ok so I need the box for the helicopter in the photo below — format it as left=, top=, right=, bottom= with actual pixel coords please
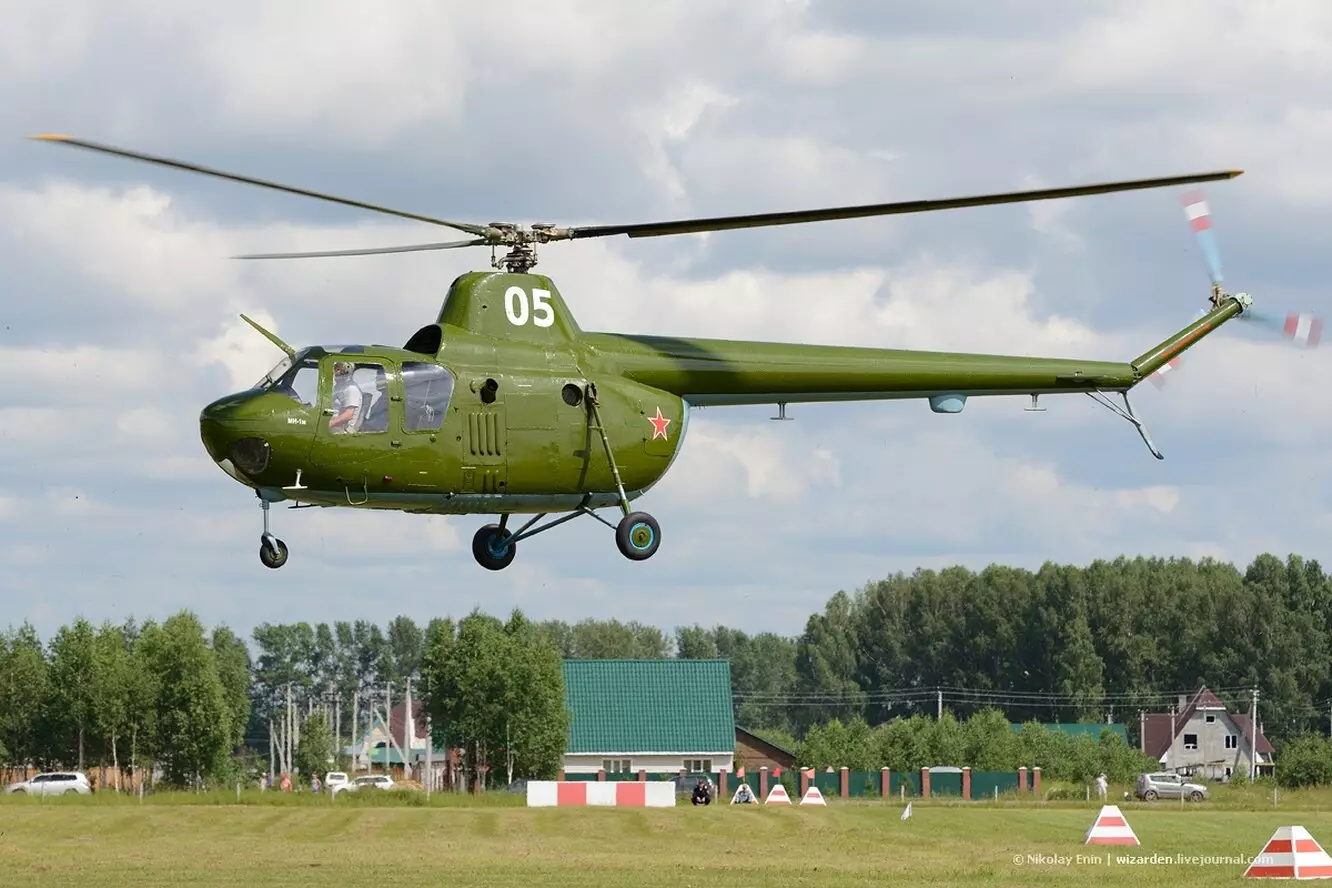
left=28, top=135, right=1321, bottom=571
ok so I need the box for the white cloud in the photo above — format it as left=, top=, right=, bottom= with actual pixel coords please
left=2, top=0, right=1331, bottom=643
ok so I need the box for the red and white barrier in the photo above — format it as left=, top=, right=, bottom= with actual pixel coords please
left=526, top=780, right=675, bottom=807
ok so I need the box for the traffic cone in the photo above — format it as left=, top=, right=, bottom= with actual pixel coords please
left=799, top=786, right=826, bottom=806
left=1245, top=826, right=1332, bottom=879
left=1084, top=805, right=1139, bottom=845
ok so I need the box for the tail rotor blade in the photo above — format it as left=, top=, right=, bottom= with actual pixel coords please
left=1150, top=356, right=1183, bottom=389
left=1180, top=189, right=1224, bottom=287
left=1242, top=308, right=1324, bottom=347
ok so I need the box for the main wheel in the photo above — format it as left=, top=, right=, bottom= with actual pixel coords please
left=615, top=512, right=661, bottom=561
left=260, top=538, right=289, bottom=569
left=472, top=524, right=517, bottom=570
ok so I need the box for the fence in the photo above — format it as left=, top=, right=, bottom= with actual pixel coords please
left=557, top=765, right=1041, bottom=801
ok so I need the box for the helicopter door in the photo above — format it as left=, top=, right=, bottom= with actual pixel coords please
left=309, top=356, right=395, bottom=470
left=395, top=361, right=460, bottom=491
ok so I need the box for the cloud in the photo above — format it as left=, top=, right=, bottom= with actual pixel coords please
left=2, top=0, right=1331, bottom=644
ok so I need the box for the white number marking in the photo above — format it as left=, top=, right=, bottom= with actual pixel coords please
left=504, top=285, right=529, bottom=326
left=504, top=286, right=556, bottom=328
left=531, top=288, right=554, bottom=328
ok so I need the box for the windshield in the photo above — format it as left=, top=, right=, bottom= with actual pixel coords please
left=252, top=348, right=311, bottom=390
left=260, top=350, right=319, bottom=407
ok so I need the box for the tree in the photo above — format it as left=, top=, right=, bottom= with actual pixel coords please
left=142, top=612, right=234, bottom=787
left=0, top=624, right=50, bottom=769
left=210, top=626, right=253, bottom=752
left=47, top=617, right=98, bottom=769
left=295, top=714, right=336, bottom=779
left=91, top=622, right=133, bottom=789
left=422, top=608, right=569, bottom=788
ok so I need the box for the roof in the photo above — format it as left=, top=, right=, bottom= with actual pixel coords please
left=736, top=726, right=796, bottom=757
left=1141, top=686, right=1274, bottom=759
left=1011, top=722, right=1129, bottom=741
left=562, top=659, right=735, bottom=754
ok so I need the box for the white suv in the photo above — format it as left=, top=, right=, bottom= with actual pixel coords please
left=349, top=774, right=394, bottom=792
left=6, top=772, right=92, bottom=796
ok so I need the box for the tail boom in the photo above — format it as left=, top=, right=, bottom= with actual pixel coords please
left=1131, top=294, right=1247, bottom=383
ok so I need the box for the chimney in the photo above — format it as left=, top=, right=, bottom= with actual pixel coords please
left=1178, top=694, right=1187, bottom=710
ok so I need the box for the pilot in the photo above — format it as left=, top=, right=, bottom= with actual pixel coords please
left=329, top=361, right=363, bottom=433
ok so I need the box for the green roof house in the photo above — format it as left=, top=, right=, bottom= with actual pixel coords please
left=561, top=659, right=736, bottom=776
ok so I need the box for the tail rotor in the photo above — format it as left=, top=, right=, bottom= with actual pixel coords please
left=1150, top=189, right=1321, bottom=388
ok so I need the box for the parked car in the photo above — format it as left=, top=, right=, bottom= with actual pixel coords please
left=348, top=774, right=395, bottom=792
left=324, top=771, right=349, bottom=792
left=5, top=772, right=93, bottom=796
left=1134, top=772, right=1208, bottom=801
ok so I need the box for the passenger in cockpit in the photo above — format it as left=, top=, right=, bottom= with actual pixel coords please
left=329, top=361, right=362, bottom=433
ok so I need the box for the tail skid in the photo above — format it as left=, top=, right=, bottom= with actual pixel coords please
left=1095, top=293, right=1248, bottom=461
left=1086, top=389, right=1165, bottom=460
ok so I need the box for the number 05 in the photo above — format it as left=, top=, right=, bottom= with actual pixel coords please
left=505, top=286, right=555, bottom=328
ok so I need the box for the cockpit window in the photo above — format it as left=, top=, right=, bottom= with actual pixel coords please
left=253, top=348, right=311, bottom=390
left=266, top=356, right=320, bottom=407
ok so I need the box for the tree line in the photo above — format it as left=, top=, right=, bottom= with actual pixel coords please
left=4, top=551, right=1332, bottom=789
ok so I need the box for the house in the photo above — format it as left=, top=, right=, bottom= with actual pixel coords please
left=1140, top=686, right=1274, bottom=781
left=735, top=727, right=795, bottom=773
left=346, top=699, right=451, bottom=783
left=561, top=659, right=736, bottom=775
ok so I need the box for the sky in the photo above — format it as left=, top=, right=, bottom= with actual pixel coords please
left=3, top=0, right=1332, bottom=644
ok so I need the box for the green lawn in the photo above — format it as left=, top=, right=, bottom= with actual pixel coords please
left=0, top=790, right=1325, bottom=886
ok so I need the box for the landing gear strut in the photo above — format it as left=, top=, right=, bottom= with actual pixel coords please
left=259, top=497, right=289, bottom=569
left=468, top=382, right=662, bottom=570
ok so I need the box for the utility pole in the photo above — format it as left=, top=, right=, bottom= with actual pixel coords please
left=1251, top=687, right=1259, bottom=781
left=937, top=689, right=942, bottom=719
left=1169, top=704, right=1176, bottom=772
left=352, top=681, right=360, bottom=772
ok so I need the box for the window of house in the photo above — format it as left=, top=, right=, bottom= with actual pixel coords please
left=1205, top=714, right=1216, bottom=723
left=683, top=759, right=713, bottom=773
left=602, top=759, right=631, bottom=773
left=1225, top=735, right=1237, bottom=749
left=1183, top=734, right=1198, bottom=750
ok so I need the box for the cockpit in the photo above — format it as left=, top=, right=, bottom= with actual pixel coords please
left=252, top=347, right=455, bottom=436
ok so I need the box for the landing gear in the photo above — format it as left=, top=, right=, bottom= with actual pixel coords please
left=259, top=497, right=289, bottom=569
left=466, top=382, right=663, bottom=570
left=472, top=522, right=516, bottom=571
left=615, top=511, right=660, bottom=560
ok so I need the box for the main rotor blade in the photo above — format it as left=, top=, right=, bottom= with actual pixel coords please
left=28, top=134, right=491, bottom=237
left=234, top=237, right=489, bottom=260
left=566, top=170, right=1244, bottom=240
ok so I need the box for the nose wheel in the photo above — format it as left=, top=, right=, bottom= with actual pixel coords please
left=260, top=536, right=289, bottom=569
left=258, top=498, right=289, bottom=569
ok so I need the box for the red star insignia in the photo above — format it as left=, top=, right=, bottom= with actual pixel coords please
left=647, top=406, right=670, bottom=440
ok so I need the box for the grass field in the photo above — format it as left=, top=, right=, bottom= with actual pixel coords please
left=1, top=786, right=1327, bottom=886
